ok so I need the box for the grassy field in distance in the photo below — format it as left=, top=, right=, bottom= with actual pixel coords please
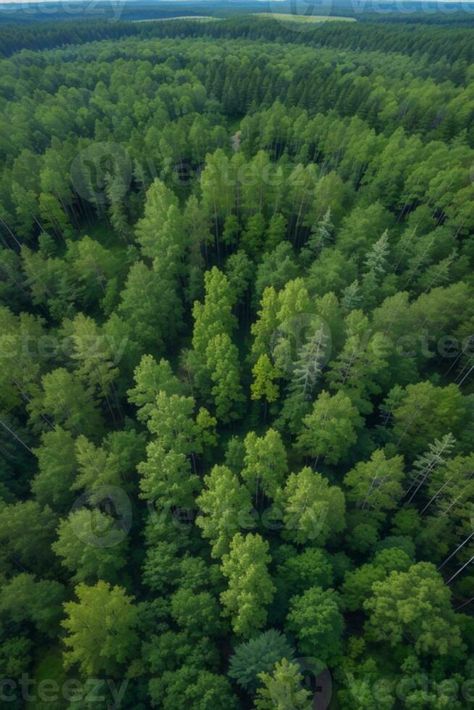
left=133, top=16, right=221, bottom=23
left=255, top=12, right=357, bottom=22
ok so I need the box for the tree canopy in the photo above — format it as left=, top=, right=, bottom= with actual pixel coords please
left=0, top=10, right=473, bottom=708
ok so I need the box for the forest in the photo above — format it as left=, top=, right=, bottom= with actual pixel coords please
left=0, top=9, right=473, bottom=709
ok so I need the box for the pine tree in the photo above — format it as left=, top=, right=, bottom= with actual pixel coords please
left=342, top=280, right=362, bottom=312
left=364, top=230, right=390, bottom=276
left=406, top=433, right=456, bottom=504
left=290, top=324, right=330, bottom=398
left=301, top=207, right=334, bottom=263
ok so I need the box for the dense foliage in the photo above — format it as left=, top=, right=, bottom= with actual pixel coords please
left=0, top=12, right=473, bottom=709
left=1, top=12, right=473, bottom=62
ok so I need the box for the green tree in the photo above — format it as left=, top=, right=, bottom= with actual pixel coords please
left=241, top=429, right=288, bottom=501
left=272, top=282, right=313, bottom=375
left=276, top=468, right=345, bottom=545
left=28, top=368, right=103, bottom=439
left=306, top=246, right=357, bottom=297
left=286, top=586, right=343, bottom=661
left=286, top=164, right=318, bottom=242
left=364, top=562, right=464, bottom=656
left=241, top=213, right=266, bottom=257
left=327, top=311, right=392, bottom=413
left=200, top=149, right=236, bottom=246
left=276, top=278, right=310, bottom=327
left=205, top=333, right=244, bottom=422
left=38, top=191, right=72, bottom=238
left=0, top=573, right=65, bottom=637
left=342, top=280, right=362, bottom=312
left=290, top=320, right=331, bottom=399
left=119, top=259, right=182, bottom=354
left=66, top=313, right=119, bottom=401
left=170, top=587, right=221, bottom=637
left=196, top=465, right=253, bottom=558
left=225, top=249, right=254, bottom=304
left=150, top=667, right=238, bottom=710
left=190, top=267, right=237, bottom=394
left=337, top=202, right=392, bottom=261
left=341, top=548, right=412, bottom=611
left=138, top=393, right=201, bottom=507
left=192, top=267, right=237, bottom=353
left=0, top=501, right=56, bottom=574
left=251, top=354, right=281, bottom=405
left=254, top=243, right=299, bottom=305
left=251, top=286, right=280, bottom=362
left=276, top=547, right=334, bottom=599
left=296, top=390, right=363, bottom=464
left=52, top=508, right=128, bottom=583
left=0, top=307, right=45, bottom=412
left=62, top=581, right=139, bottom=676
left=265, top=213, right=287, bottom=251
left=222, top=213, right=240, bottom=248
left=127, top=355, right=185, bottom=423
left=74, top=429, right=144, bottom=496
left=229, top=630, right=294, bottom=692
left=363, top=229, right=390, bottom=277
left=424, top=453, right=474, bottom=534
left=134, top=179, right=179, bottom=259
left=241, top=150, right=276, bottom=218
left=67, top=236, right=123, bottom=313
left=406, top=433, right=456, bottom=505
left=255, top=658, right=313, bottom=710
left=301, top=207, right=334, bottom=263
left=389, top=382, right=469, bottom=457
left=32, top=427, right=76, bottom=511
left=221, top=533, right=275, bottom=637
left=344, top=450, right=405, bottom=518
left=182, top=195, right=213, bottom=303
